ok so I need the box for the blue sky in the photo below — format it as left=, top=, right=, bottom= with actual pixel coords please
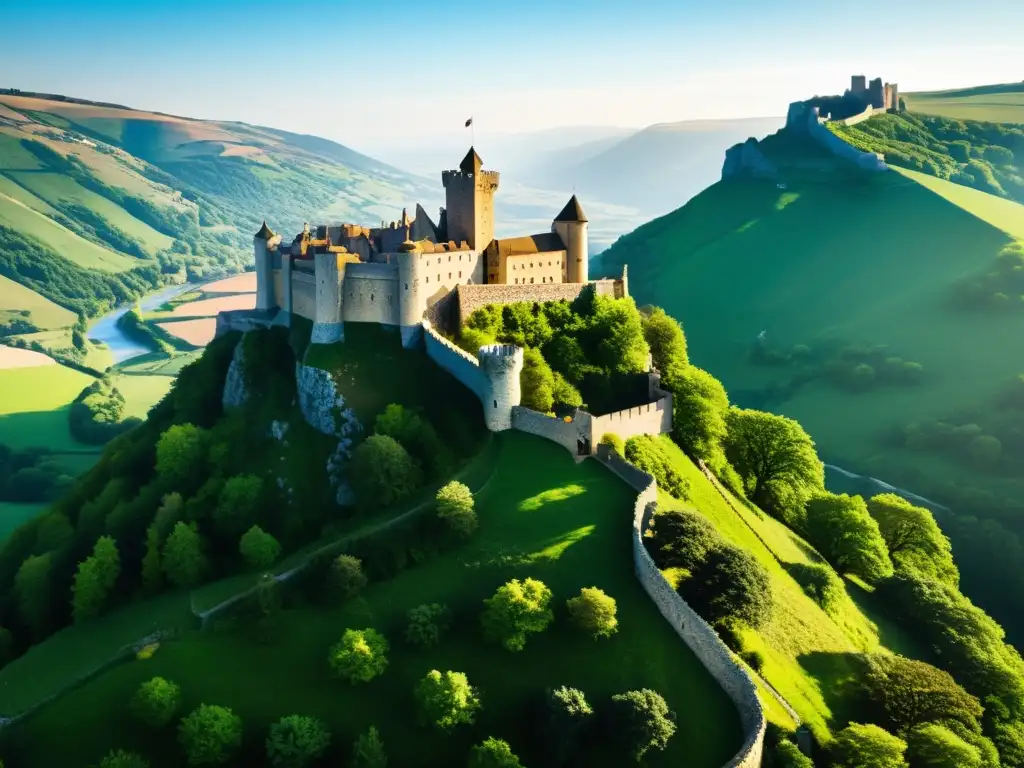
left=1, top=0, right=1021, bottom=154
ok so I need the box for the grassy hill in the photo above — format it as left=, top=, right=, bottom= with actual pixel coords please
left=905, top=83, right=1024, bottom=124
left=599, top=131, right=1024, bottom=639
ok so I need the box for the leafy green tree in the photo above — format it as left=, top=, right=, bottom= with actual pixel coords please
left=415, top=669, right=480, bottom=730
left=546, top=686, right=593, bottom=764
left=907, top=723, right=981, bottom=768
left=724, top=407, right=824, bottom=517
left=830, top=723, right=908, bottom=768
left=642, top=307, right=688, bottom=376
left=351, top=726, right=388, bottom=768
left=551, top=371, right=583, bottom=408
left=646, top=508, right=721, bottom=571
left=98, top=750, right=150, bottom=768
left=406, top=603, right=451, bottom=647
left=373, top=403, right=448, bottom=478
left=481, top=577, right=554, bottom=652
left=140, top=523, right=164, bottom=595
left=520, top=347, right=555, bottom=413
left=591, top=295, right=650, bottom=374
left=178, top=704, right=243, bottom=766
left=436, top=481, right=477, bottom=539
left=130, top=676, right=181, bottom=727
left=458, top=326, right=497, bottom=356
left=664, top=365, right=729, bottom=464
left=162, top=522, right=209, bottom=588
left=683, top=545, right=773, bottom=628
left=15, top=552, right=53, bottom=638
left=624, top=435, right=689, bottom=499
left=566, top=587, right=618, bottom=639
left=804, top=493, right=894, bottom=582
left=239, top=525, right=281, bottom=569
left=598, top=432, right=625, bottom=457
left=773, top=740, right=813, bottom=768
left=468, top=737, right=524, bottom=768
left=328, top=628, right=389, bottom=683
left=329, top=554, right=368, bottom=600
left=266, top=714, right=331, bottom=768
left=155, top=423, right=207, bottom=488
left=213, top=474, right=263, bottom=536
left=71, top=535, right=121, bottom=622
left=349, top=435, right=422, bottom=508
left=867, top=494, right=958, bottom=584
left=786, top=562, right=846, bottom=616
left=608, top=689, right=677, bottom=762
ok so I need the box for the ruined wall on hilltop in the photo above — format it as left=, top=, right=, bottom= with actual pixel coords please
left=722, top=138, right=779, bottom=180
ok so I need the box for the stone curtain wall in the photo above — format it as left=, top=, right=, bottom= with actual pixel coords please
left=456, top=282, right=593, bottom=326
left=804, top=106, right=887, bottom=172
left=510, top=407, right=593, bottom=456
left=840, top=104, right=886, bottom=127
left=291, top=271, right=318, bottom=320
left=595, top=444, right=767, bottom=768
left=590, top=390, right=673, bottom=446
left=421, top=320, right=487, bottom=402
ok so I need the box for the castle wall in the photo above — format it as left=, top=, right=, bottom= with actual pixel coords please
left=456, top=282, right=620, bottom=326
left=291, top=271, right=317, bottom=321
left=798, top=104, right=888, bottom=172
left=510, top=407, right=593, bottom=456
left=272, top=269, right=284, bottom=308
left=590, top=389, right=673, bottom=446
left=839, top=103, right=885, bottom=126
left=342, top=263, right=400, bottom=326
left=421, top=320, right=487, bottom=403
left=722, top=138, right=779, bottom=181
left=506, top=250, right=566, bottom=285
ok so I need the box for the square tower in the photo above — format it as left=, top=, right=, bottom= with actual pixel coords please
left=442, top=147, right=500, bottom=251
left=851, top=75, right=867, bottom=94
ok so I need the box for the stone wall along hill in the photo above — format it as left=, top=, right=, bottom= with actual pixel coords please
left=421, top=320, right=486, bottom=400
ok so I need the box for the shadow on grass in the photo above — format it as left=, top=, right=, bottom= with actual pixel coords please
left=797, top=650, right=869, bottom=730
left=843, top=577, right=933, bottom=661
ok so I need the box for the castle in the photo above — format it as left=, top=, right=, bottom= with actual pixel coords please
left=848, top=75, right=899, bottom=113
left=252, top=147, right=626, bottom=349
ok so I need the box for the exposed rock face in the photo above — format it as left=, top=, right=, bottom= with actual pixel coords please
left=295, top=362, right=362, bottom=505
left=722, top=138, right=778, bottom=181
left=222, top=339, right=250, bottom=410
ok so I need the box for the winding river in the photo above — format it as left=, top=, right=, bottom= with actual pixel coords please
left=86, top=282, right=200, bottom=364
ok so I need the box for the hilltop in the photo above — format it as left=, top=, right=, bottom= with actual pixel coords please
left=905, top=82, right=1024, bottom=124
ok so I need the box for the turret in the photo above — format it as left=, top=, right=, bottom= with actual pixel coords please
left=396, top=240, right=423, bottom=348
left=441, top=147, right=500, bottom=250
left=254, top=220, right=278, bottom=311
left=311, top=251, right=344, bottom=344
left=478, top=344, right=524, bottom=431
left=552, top=195, right=589, bottom=284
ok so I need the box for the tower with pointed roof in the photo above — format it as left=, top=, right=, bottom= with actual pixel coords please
left=441, top=147, right=500, bottom=253
left=253, top=220, right=280, bottom=311
left=552, top=194, right=589, bottom=284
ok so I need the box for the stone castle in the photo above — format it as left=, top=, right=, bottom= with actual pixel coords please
left=252, top=147, right=626, bottom=349
left=848, top=75, right=899, bottom=114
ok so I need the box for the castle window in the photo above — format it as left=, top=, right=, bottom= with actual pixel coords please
left=370, top=294, right=374, bottom=302
left=459, top=271, right=462, bottom=279
left=493, top=400, right=497, bottom=409
left=530, top=277, right=535, bottom=284
left=448, top=255, right=451, bottom=262
left=426, top=276, right=429, bottom=283
left=405, top=283, right=408, bottom=290
left=448, top=273, right=451, bottom=280
left=459, top=254, right=463, bottom=261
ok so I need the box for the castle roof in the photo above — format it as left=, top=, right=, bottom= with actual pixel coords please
left=486, top=232, right=565, bottom=259
left=410, top=204, right=439, bottom=242
left=554, top=195, right=588, bottom=223
left=254, top=220, right=275, bottom=240
left=460, top=146, right=483, bottom=174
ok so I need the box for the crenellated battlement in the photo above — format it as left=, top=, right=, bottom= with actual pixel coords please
left=441, top=169, right=501, bottom=189
left=478, top=344, right=523, bottom=373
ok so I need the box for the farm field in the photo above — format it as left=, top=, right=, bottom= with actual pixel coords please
left=0, top=345, right=57, bottom=369
left=201, top=272, right=257, bottom=294
left=905, top=83, right=1024, bottom=124
left=0, top=362, right=96, bottom=451
left=111, top=373, right=175, bottom=419
left=7, top=432, right=743, bottom=768
left=0, top=275, right=76, bottom=330
left=169, top=292, right=255, bottom=317
left=155, top=318, right=217, bottom=346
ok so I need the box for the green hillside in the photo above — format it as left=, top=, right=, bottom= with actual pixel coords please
left=906, top=83, right=1024, bottom=124
left=599, top=138, right=1024, bottom=639
left=0, top=274, right=75, bottom=330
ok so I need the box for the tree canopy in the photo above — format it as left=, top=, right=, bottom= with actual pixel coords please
left=867, top=493, right=958, bottom=584
left=481, top=577, right=554, bottom=652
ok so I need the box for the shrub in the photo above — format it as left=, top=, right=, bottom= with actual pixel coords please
left=266, top=715, right=331, bottom=768
left=773, top=740, right=813, bottom=768
left=714, top=617, right=746, bottom=653
left=406, top=603, right=451, bottom=647
left=329, top=554, right=368, bottom=600
left=468, top=737, right=524, bottom=768
left=71, top=535, right=121, bottom=622
left=906, top=723, right=982, bottom=768
left=740, top=649, right=766, bottom=674
left=786, top=562, right=845, bottom=616
left=351, top=726, right=387, bottom=768
left=481, top=577, right=554, bottom=652
left=683, top=545, right=773, bottom=628
left=646, top=508, right=721, bottom=572
left=178, top=704, right=243, bottom=766
left=239, top=525, right=281, bottom=569
left=162, top=522, right=209, bottom=589
left=608, top=689, right=677, bottom=762
left=599, top=432, right=625, bottom=457
left=803, top=492, right=893, bottom=583
left=130, top=676, right=181, bottom=727
left=98, top=750, right=150, bottom=768
left=436, top=481, right=477, bottom=539
left=830, top=723, right=908, bottom=768
left=415, top=669, right=480, bottom=730
left=546, top=686, right=593, bottom=763
left=328, top=628, right=389, bottom=684
left=349, top=434, right=422, bottom=509
left=566, top=587, right=618, bottom=639
left=624, top=436, right=689, bottom=500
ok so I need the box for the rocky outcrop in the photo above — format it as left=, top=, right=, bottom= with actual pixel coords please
left=722, top=138, right=778, bottom=180
left=221, top=339, right=249, bottom=410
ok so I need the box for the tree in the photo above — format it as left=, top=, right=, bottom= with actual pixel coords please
left=351, top=726, right=388, bottom=768
left=551, top=371, right=583, bottom=409
left=724, top=407, right=824, bottom=517
left=329, top=554, right=368, bottom=600
left=328, top=628, right=389, bottom=683
left=481, top=577, right=554, bottom=652
left=907, top=723, right=982, bottom=768
left=213, top=474, right=263, bottom=536
left=98, top=750, right=150, bottom=768
left=162, top=522, right=208, bottom=588
left=130, top=676, right=181, bottom=727
left=773, top=739, right=813, bottom=768
left=15, top=552, right=53, bottom=639
left=786, top=562, right=846, bottom=616
left=642, top=307, right=688, bottom=376
left=804, top=493, right=894, bottom=582
left=71, top=535, right=121, bottom=622
left=436, top=481, right=477, bottom=539
left=373, top=403, right=448, bottom=478
left=140, top=523, right=163, bottom=595
left=178, top=704, right=243, bottom=766
left=155, top=423, right=207, bottom=488
left=546, top=686, right=593, bottom=764
left=591, top=295, right=650, bottom=374
left=867, top=494, right=958, bottom=584
left=599, top=432, right=625, bottom=457
left=664, top=365, right=729, bottom=464
left=468, top=737, right=524, bottom=768
left=239, top=525, right=281, bottom=569
left=830, top=723, right=908, bottom=768
left=566, top=587, right=618, bottom=639
left=608, top=689, right=677, bottom=762
left=349, top=435, right=421, bottom=508
left=415, top=669, right=480, bottom=730
left=266, top=714, right=331, bottom=768
left=520, top=347, right=555, bottom=413
left=406, top=603, right=451, bottom=647
left=683, top=545, right=773, bottom=628
left=646, top=507, right=721, bottom=571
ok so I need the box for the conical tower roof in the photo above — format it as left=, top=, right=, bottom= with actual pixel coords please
left=554, top=194, right=588, bottom=223
left=460, top=146, right=483, bottom=174
left=254, top=220, right=275, bottom=240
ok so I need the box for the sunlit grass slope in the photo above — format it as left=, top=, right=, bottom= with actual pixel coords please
left=0, top=274, right=76, bottom=329
left=905, top=83, right=1024, bottom=124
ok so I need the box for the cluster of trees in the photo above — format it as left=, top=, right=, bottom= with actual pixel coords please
left=69, top=377, right=142, bottom=445
left=623, top=435, right=689, bottom=500
left=116, top=309, right=178, bottom=355
left=0, top=444, right=73, bottom=504
left=52, top=201, right=148, bottom=260
left=952, top=241, right=1024, bottom=312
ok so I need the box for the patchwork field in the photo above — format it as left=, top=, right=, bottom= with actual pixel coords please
left=0, top=363, right=96, bottom=451
left=6, top=433, right=743, bottom=768
left=0, top=346, right=56, bottom=369
left=0, top=274, right=76, bottom=330
left=111, top=373, right=175, bottom=419
left=905, top=83, right=1024, bottom=124
left=169, top=292, right=255, bottom=317
left=200, top=271, right=257, bottom=294
left=155, top=318, right=217, bottom=346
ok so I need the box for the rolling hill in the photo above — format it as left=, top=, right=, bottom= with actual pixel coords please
left=905, top=82, right=1024, bottom=124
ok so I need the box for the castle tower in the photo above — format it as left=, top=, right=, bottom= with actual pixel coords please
left=396, top=240, right=423, bottom=348
left=254, top=221, right=277, bottom=311
left=887, top=82, right=900, bottom=112
left=552, top=195, right=589, bottom=284
left=478, top=344, right=524, bottom=431
left=311, top=251, right=344, bottom=344
left=851, top=75, right=867, bottom=94
left=441, top=147, right=500, bottom=250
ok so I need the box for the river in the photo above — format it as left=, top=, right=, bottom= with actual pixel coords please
left=86, top=282, right=200, bottom=364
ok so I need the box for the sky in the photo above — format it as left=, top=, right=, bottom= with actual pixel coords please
left=1, top=0, right=1021, bottom=157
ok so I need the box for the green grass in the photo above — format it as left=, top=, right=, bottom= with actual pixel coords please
left=115, top=350, right=204, bottom=376
left=651, top=436, right=923, bottom=743
left=0, top=364, right=97, bottom=451
left=111, top=373, right=175, bottom=419
left=0, top=172, right=57, bottom=215
left=9, top=433, right=742, bottom=768
left=0, top=274, right=76, bottom=330
left=906, top=83, right=1024, bottom=124
left=0, top=501, right=47, bottom=542
left=894, top=166, right=1024, bottom=239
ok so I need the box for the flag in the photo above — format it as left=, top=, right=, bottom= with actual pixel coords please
left=465, top=117, right=473, bottom=128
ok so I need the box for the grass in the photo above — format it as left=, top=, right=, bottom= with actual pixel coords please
left=905, top=83, right=1024, bottom=124
left=8, top=433, right=743, bottom=768
left=0, top=363, right=97, bottom=451
left=111, top=373, right=175, bottom=419
left=651, top=436, right=923, bottom=743
left=0, top=274, right=76, bottom=330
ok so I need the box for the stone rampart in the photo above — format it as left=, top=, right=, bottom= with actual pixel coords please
left=591, top=390, right=672, bottom=446
left=291, top=271, right=318, bottom=320
left=803, top=105, right=887, bottom=172
left=840, top=104, right=885, bottom=127
left=510, top=407, right=593, bottom=456
left=456, top=279, right=625, bottom=326
left=214, top=309, right=275, bottom=338
left=594, top=445, right=767, bottom=768
left=722, top=138, right=779, bottom=181
left=421, top=320, right=486, bottom=401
